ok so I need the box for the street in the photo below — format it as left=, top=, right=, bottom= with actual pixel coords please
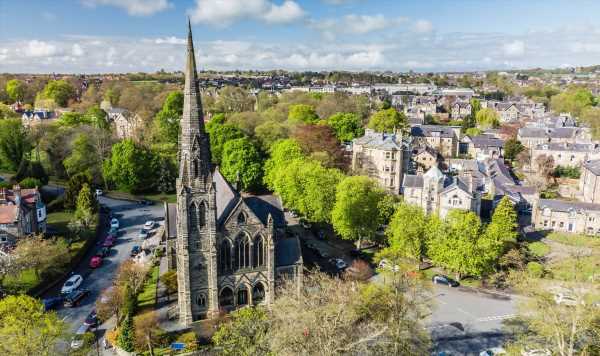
left=44, top=197, right=164, bottom=333
left=429, top=284, right=517, bottom=355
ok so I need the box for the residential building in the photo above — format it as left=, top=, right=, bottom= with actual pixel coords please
left=451, top=101, right=471, bottom=119
left=517, top=127, right=592, bottom=149
left=579, top=159, right=600, bottom=203
left=402, top=166, right=481, bottom=218
left=0, top=186, right=47, bottom=248
left=174, top=24, right=302, bottom=326
left=410, top=125, right=460, bottom=158
left=106, top=107, right=141, bottom=139
left=531, top=142, right=600, bottom=168
left=533, top=199, right=600, bottom=235
left=21, top=110, right=53, bottom=126
left=352, top=129, right=405, bottom=194
left=459, top=134, right=504, bottom=160
left=413, top=146, right=439, bottom=171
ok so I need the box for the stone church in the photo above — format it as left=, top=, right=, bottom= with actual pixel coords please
left=171, top=22, right=303, bottom=326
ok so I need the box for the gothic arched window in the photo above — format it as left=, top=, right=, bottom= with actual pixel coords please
left=219, top=287, right=234, bottom=307
left=188, top=202, right=198, bottom=237
left=197, top=294, right=206, bottom=308
left=237, top=212, right=246, bottom=225
left=198, top=201, right=206, bottom=228
left=219, top=239, right=232, bottom=273
left=253, top=235, right=265, bottom=267
left=235, top=234, right=251, bottom=270
left=252, top=282, right=265, bottom=305
left=237, top=288, right=248, bottom=306
left=193, top=160, right=199, bottom=178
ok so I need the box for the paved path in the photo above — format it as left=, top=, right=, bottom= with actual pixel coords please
left=428, top=284, right=517, bottom=355
left=44, top=197, right=164, bottom=337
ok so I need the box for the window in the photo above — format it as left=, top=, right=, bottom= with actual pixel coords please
left=451, top=195, right=461, bottom=206
left=197, top=294, right=207, bottom=308
left=253, top=235, right=265, bottom=267
left=551, top=221, right=556, bottom=227
left=384, top=166, right=390, bottom=172
left=198, top=201, right=206, bottom=228
left=544, top=220, right=548, bottom=227
left=237, top=289, right=248, bottom=306
left=385, top=152, right=391, bottom=159
left=589, top=216, right=595, bottom=222
left=237, top=212, right=246, bottom=225
left=571, top=155, right=575, bottom=162
left=235, top=234, right=251, bottom=270
left=559, top=222, right=564, bottom=228
left=188, top=203, right=199, bottom=237
left=193, top=160, right=199, bottom=178
left=253, top=283, right=265, bottom=305
left=219, top=240, right=232, bottom=273
left=219, top=287, right=234, bottom=307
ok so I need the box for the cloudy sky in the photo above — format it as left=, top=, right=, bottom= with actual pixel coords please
left=2, top=0, right=600, bottom=73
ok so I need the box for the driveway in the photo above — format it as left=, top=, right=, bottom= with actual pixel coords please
left=44, top=197, right=164, bottom=333
left=428, top=284, right=517, bottom=355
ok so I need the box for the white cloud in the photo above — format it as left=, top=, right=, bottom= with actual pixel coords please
left=153, top=36, right=186, bottom=45
left=24, top=40, right=59, bottom=58
left=188, top=0, right=305, bottom=27
left=413, top=19, right=433, bottom=33
left=72, top=44, right=85, bottom=57
left=311, top=14, right=406, bottom=38
left=503, top=40, right=525, bottom=58
left=82, top=0, right=172, bottom=16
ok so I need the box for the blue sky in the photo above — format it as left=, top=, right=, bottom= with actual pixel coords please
left=2, top=0, right=600, bottom=73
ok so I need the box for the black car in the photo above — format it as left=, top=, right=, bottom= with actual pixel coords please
left=64, top=289, right=90, bottom=308
left=42, top=296, right=64, bottom=311
left=96, top=247, right=111, bottom=258
left=84, top=309, right=97, bottom=326
left=432, top=274, right=459, bottom=287
left=130, top=245, right=142, bottom=257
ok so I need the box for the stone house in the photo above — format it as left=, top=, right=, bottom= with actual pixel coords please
left=352, top=129, right=406, bottom=194
left=410, top=125, right=460, bottom=158
left=402, top=166, right=481, bottom=218
left=0, top=186, right=47, bottom=248
left=517, top=127, right=592, bottom=150
left=495, top=103, right=519, bottom=123
left=459, top=134, right=504, bottom=160
left=451, top=102, right=471, bottom=119
left=533, top=199, right=600, bottom=235
left=413, top=146, right=439, bottom=171
left=106, top=107, right=141, bottom=139
left=579, top=159, right=600, bottom=204
left=531, top=142, right=600, bottom=168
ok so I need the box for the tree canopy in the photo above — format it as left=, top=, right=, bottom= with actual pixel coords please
left=102, top=139, right=157, bottom=193
left=5, top=79, right=25, bottom=102
left=40, top=80, right=75, bottom=107
left=0, top=119, right=31, bottom=171
left=550, top=86, right=595, bottom=117
left=380, top=202, right=429, bottom=264
left=367, top=108, right=407, bottom=133
left=288, top=104, right=319, bottom=124
left=475, top=108, right=500, bottom=129
left=326, top=112, right=364, bottom=142
left=220, top=137, right=263, bottom=191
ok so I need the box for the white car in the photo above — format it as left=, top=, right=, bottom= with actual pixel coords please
left=378, top=259, right=400, bottom=272
left=335, top=259, right=348, bottom=270
left=70, top=323, right=90, bottom=350
left=61, top=274, right=83, bottom=294
left=95, top=189, right=103, bottom=197
left=480, top=347, right=506, bottom=356
left=138, top=229, right=149, bottom=239
left=144, top=220, right=155, bottom=229
left=554, top=293, right=581, bottom=306
left=521, top=349, right=551, bottom=356
left=110, top=218, right=119, bottom=229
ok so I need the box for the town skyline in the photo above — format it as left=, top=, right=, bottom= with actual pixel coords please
left=3, top=0, right=600, bottom=73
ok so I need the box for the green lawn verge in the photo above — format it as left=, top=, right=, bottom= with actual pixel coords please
left=137, top=265, right=159, bottom=311
left=546, top=232, right=600, bottom=249
left=548, top=255, right=599, bottom=282
left=47, top=211, right=73, bottom=236
left=2, top=269, right=40, bottom=292
left=528, top=241, right=550, bottom=257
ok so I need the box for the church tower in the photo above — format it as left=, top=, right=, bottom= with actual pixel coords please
left=176, top=19, right=220, bottom=325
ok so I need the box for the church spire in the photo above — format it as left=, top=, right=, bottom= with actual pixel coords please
left=180, top=19, right=212, bottom=185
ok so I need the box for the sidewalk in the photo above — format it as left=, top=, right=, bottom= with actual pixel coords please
left=155, top=254, right=185, bottom=332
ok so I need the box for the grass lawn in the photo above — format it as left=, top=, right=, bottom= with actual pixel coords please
left=2, top=269, right=39, bottom=292
left=546, top=232, right=600, bottom=249
left=47, top=211, right=73, bottom=236
left=548, top=255, right=599, bottom=282
left=528, top=241, right=551, bottom=257
left=137, top=265, right=159, bottom=312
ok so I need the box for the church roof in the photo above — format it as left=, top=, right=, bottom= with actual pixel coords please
left=275, top=237, right=302, bottom=267
left=214, top=169, right=240, bottom=225
left=244, top=194, right=285, bottom=227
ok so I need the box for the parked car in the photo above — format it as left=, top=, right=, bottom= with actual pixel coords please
left=102, top=236, right=115, bottom=247
left=89, top=256, right=103, bottom=268
left=144, top=220, right=155, bottom=229
left=317, top=249, right=330, bottom=259
left=42, top=296, right=64, bottom=311
left=109, top=227, right=118, bottom=236
left=432, top=274, right=459, bottom=287
left=334, top=258, right=348, bottom=271
left=378, top=259, right=400, bottom=272
left=96, top=247, right=111, bottom=258
left=130, top=245, right=142, bottom=257
left=70, top=324, right=91, bottom=350
left=95, top=189, right=103, bottom=197
left=84, top=309, right=98, bottom=326
left=61, top=274, right=83, bottom=294
left=141, top=200, right=154, bottom=206
left=138, top=229, right=149, bottom=239
left=554, top=293, right=581, bottom=306
left=63, top=289, right=90, bottom=308
left=480, top=347, right=506, bottom=356
left=110, top=218, right=119, bottom=229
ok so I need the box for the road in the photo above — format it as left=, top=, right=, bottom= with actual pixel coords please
left=429, top=284, right=517, bottom=355
left=44, top=196, right=164, bottom=333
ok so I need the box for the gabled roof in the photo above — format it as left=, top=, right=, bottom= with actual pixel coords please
left=275, top=237, right=302, bottom=267
left=470, top=134, right=505, bottom=148
left=424, top=165, right=445, bottom=180
left=538, top=199, right=600, bottom=213
left=243, top=194, right=285, bottom=227
left=402, top=175, right=423, bottom=188
left=583, top=159, right=600, bottom=176
left=353, top=130, right=403, bottom=150
left=214, top=169, right=240, bottom=225
left=411, top=125, right=456, bottom=139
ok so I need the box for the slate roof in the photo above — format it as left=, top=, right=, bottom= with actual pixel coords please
left=518, top=127, right=548, bottom=138
left=275, top=237, right=302, bottom=267
left=441, top=176, right=473, bottom=196
left=214, top=169, right=240, bottom=225
left=244, top=194, right=285, bottom=227
left=353, top=131, right=403, bottom=150
left=584, top=159, right=600, bottom=176
left=470, top=134, right=505, bottom=148
left=534, top=142, right=598, bottom=152
left=402, top=175, right=423, bottom=188
left=538, top=199, right=600, bottom=213
left=411, top=125, right=456, bottom=138
left=550, top=127, right=579, bottom=139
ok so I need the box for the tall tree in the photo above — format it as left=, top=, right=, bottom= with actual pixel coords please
left=117, top=313, right=135, bottom=352
left=263, top=139, right=305, bottom=191
left=332, top=176, right=386, bottom=248
left=288, top=104, right=319, bottom=124
left=220, top=137, right=264, bottom=191
left=550, top=86, right=595, bottom=117
left=40, top=80, right=75, bottom=107
left=64, top=172, right=93, bottom=211
left=326, top=112, right=364, bottom=142
left=380, top=203, right=429, bottom=265
left=85, top=105, right=109, bottom=130
left=504, top=138, right=525, bottom=161
left=206, top=122, right=246, bottom=164
left=74, top=183, right=96, bottom=228
left=5, top=79, right=25, bottom=103
left=367, top=108, right=408, bottom=133
left=292, top=124, right=345, bottom=168
left=63, top=133, right=101, bottom=179
left=153, top=91, right=184, bottom=143
left=0, top=295, right=67, bottom=356
left=213, top=307, right=271, bottom=356
left=102, top=139, right=157, bottom=193
left=134, top=311, right=162, bottom=355
left=0, top=119, right=31, bottom=171
left=475, top=108, right=500, bottom=129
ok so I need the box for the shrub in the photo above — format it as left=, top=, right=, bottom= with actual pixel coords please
left=553, top=165, right=580, bottom=179
left=528, top=241, right=550, bottom=258
left=19, top=177, right=42, bottom=188
left=527, top=262, right=545, bottom=278
left=117, top=313, right=135, bottom=352
left=176, top=331, right=199, bottom=351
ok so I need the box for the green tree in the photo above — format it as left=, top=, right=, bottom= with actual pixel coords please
left=65, top=172, right=93, bottom=211
left=153, top=91, right=183, bottom=143
left=470, top=98, right=481, bottom=118
left=220, top=137, right=263, bottom=191
left=117, top=313, right=135, bottom=352
left=504, top=138, right=525, bottom=161
left=0, top=119, right=31, bottom=171
left=104, top=87, right=121, bottom=106
left=485, top=197, right=518, bottom=244
left=5, top=79, right=25, bottom=103
left=63, top=133, right=101, bottom=178
left=0, top=295, right=66, bottom=356
left=550, top=86, right=595, bottom=117
left=40, top=80, right=75, bottom=107
left=263, top=139, right=305, bottom=190
left=102, top=139, right=157, bottom=193
left=367, top=108, right=407, bottom=133
left=56, top=112, right=89, bottom=127
left=0, top=103, right=18, bottom=119
left=206, top=123, right=246, bottom=164
left=74, top=183, right=96, bottom=228
left=213, top=307, right=271, bottom=356
left=85, top=105, right=109, bottom=130
left=18, top=177, right=42, bottom=189
left=475, top=108, right=500, bottom=129
left=156, top=156, right=176, bottom=194
left=332, top=176, right=386, bottom=248
left=326, top=112, right=364, bottom=142
left=288, top=104, right=319, bottom=124
left=465, top=127, right=482, bottom=137
left=426, top=211, right=484, bottom=280
left=255, top=120, right=290, bottom=150
left=380, top=203, right=428, bottom=265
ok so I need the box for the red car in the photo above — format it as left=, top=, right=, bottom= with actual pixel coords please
left=89, top=256, right=102, bottom=268
left=102, top=237, right=115, bottom=247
